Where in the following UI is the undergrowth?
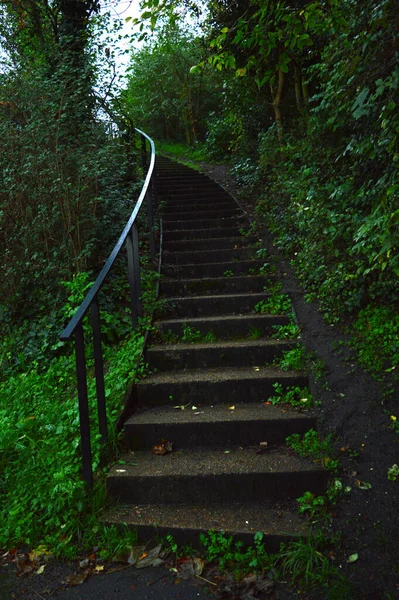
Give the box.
[0,266,159,556]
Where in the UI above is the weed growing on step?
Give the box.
[182,324,217,343]
[297,491,330,525]
[239,222,258,237]
[254,284,292,315]
[200,530,272,575]
[274,345,308,370]
[224,269,234,277]
[275,346,327,384]
[271,322,301,339]
[268,382,313,409]
[249,326,263,340]
[256,247,269,259]
[286,429,339,473]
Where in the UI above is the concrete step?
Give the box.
[125,403,315,450]
[136,366,308,407]
[146,338,296,370]
[162,201,237,214]
[154,313,289,339]
[104,503,307,551]
[163,236,259,252]
[162,259,265,279]
[163,208,241,221]
[159,292,268,318]
[163,247,258,266]
[107,447,326,505]
[164,190,232,200]
[162,217,245,231]
[160,274,275,296]
[163,227,242,242]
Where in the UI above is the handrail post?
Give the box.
[146,188,156,263]
[74,323,93,488]
[91,299,108,446]
[127,222,142,329]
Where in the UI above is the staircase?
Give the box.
[106,156,327,549]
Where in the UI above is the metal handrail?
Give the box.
[59,128,157,487]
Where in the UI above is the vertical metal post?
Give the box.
[146,189,156,263]
[74,323,93,488]
[91,299,108,446]
[141,134,147,172]
[127,222,142,329]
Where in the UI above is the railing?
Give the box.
[60,128,157,487]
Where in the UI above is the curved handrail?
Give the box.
[59,127,157,487]
[60,128,155,340]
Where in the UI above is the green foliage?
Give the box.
[286,429,339,473]
[276,533,352,598]
[276,345,309,371]
[387,464,399,482]
[271,322,301,340]
[200,531,272,575]
[297,491,329,524]
[268,382,312,409]
[182,324,216,343]
[351,305,399,373]
[254,288,292,315]
[0,326,145,553]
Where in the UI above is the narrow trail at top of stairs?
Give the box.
[106,156,327,549]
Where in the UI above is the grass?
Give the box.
[155,140,210,166]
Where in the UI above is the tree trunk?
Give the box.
[271,67,284,141]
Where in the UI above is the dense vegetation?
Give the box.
[0,0,155,554]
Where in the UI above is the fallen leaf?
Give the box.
[229,406,235,410]
[136,544,164,569]
[16,554,37,577]
[65,571,89,586]
[79,558,90,569]
[264,401,271,405]
[35,565,45,575]
[191,406,198,410]
[115,469,126,473]
[126,545,146,565]
[94,565,104,572]
[348,553,358,563]
[176,557,204,579]
[152,439,173,455]
[357,480,372,490]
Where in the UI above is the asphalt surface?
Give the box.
[52,566,210,600]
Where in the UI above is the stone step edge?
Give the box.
[102,504,307,550]
[138,365,307,385]
[155,313,287,327]
[147,338,297,353]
